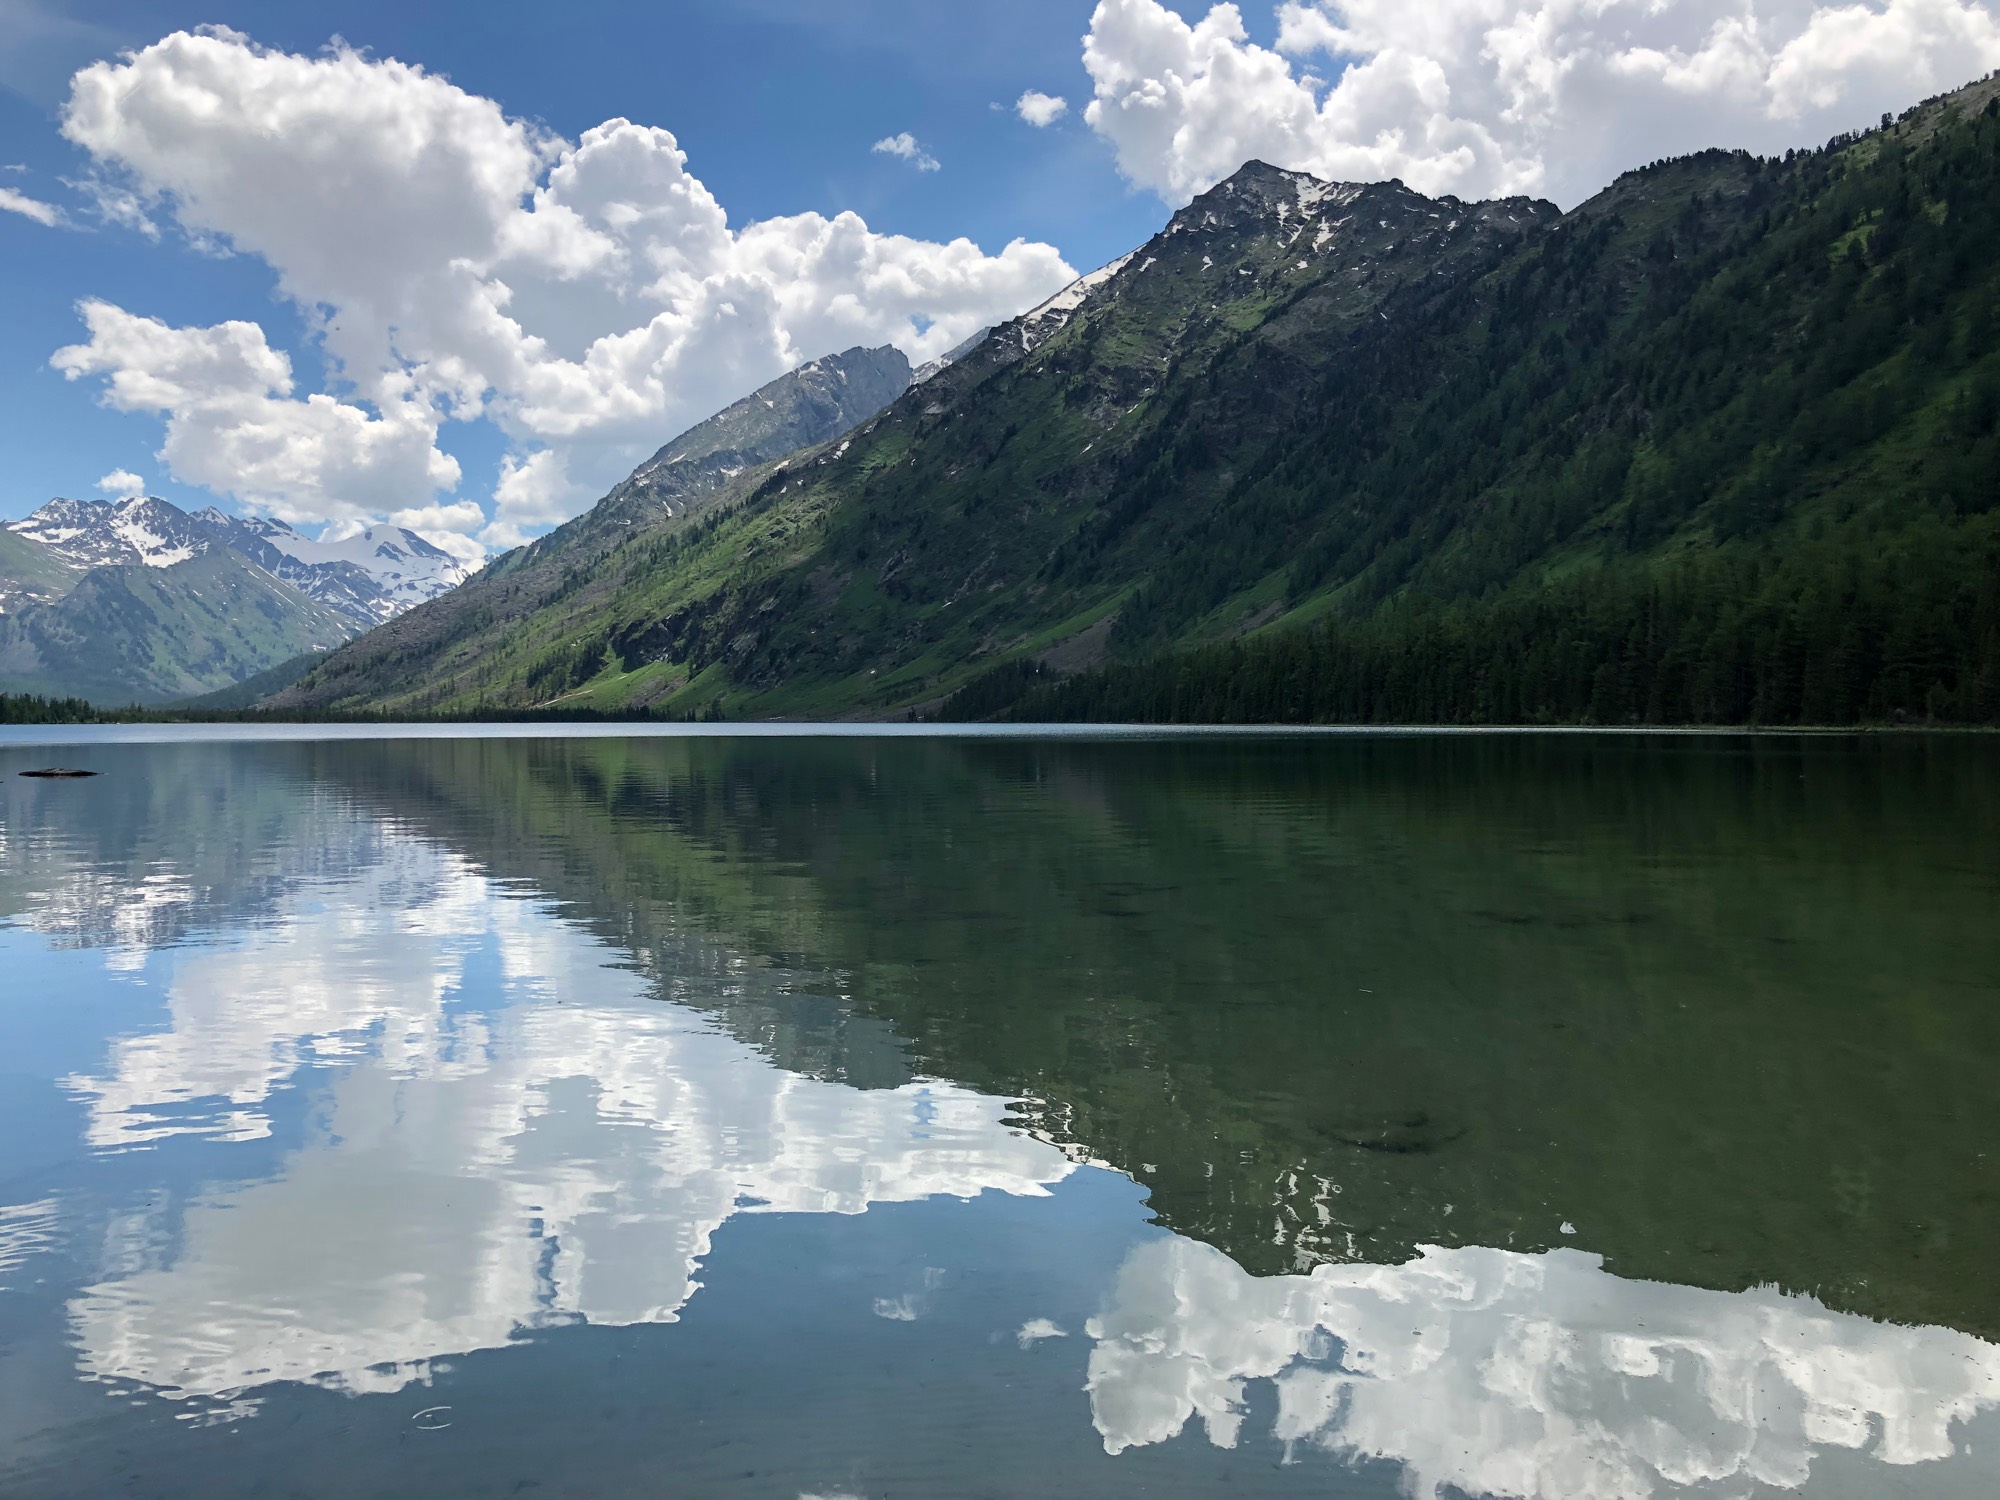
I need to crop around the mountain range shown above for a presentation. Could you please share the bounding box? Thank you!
[0,496,472,703]
[264,71,2000,726]
[13,71,1997,723]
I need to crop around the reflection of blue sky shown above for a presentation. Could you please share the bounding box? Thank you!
[58,828,1074,1400]
[1080,1236,2000,1499]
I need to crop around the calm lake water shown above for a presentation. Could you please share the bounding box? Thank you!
[1,728,1996,1500]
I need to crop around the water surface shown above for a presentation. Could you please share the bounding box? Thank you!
[0,730,1995,1499]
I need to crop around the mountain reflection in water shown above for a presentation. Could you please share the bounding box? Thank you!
[1,730,1996,1500]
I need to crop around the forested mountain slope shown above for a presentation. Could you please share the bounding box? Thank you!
[0,551,355,704]
[284,74,2000,724]
[992,81,2000,727]
[276,169,1555,715]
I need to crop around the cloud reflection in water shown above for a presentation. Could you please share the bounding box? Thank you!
[62,832,1073,1401]
[1081,1236,2000,1498]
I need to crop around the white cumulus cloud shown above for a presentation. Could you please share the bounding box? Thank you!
[1017,89,1071,126]
[95,468,146,498]
[385,502,490,566]
[53,29,1072,549]
[871,130,943,171]
[1081,0,2000,207]
[0,184,62,225]
[53,299,463,531]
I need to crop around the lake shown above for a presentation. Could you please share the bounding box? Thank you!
[1,727,1996,1499]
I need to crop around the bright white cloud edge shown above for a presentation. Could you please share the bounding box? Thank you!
[95,468,146,498]
[0,184,65,226]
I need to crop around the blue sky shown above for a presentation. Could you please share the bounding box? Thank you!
[4,0,1994,546]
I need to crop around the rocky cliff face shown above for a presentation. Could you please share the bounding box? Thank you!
[590,345,914,536]
[0,527,81,616]
[8,495,220,571]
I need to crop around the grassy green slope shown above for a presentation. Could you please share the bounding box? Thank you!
[0,553,357,705]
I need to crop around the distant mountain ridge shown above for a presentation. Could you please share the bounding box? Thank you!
[9,496,219,571]
[587,345,914,540]
[0,494,477,703]
[4,496,473,629]
[272,160,1557,716]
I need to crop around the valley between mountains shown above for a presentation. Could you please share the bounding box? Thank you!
[13,72,2000,726]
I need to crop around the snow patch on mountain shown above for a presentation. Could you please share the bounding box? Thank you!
[207,516,474,626]
[10,497,216,572]
[1020,253,1138,352]
[912,328,993,386]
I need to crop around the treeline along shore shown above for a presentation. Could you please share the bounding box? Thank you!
[956,524,2000,727]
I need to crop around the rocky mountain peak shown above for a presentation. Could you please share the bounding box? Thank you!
[579,343,914,538]
[8,495,220,571]
[1165,162,1369,240]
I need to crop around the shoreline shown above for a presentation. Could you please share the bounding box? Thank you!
[4,719,1997,747]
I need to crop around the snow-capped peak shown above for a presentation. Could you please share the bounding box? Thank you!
[216,517,476,624]
[8,495,218,571]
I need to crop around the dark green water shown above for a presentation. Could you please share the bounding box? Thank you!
[0,728,1995,1499]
